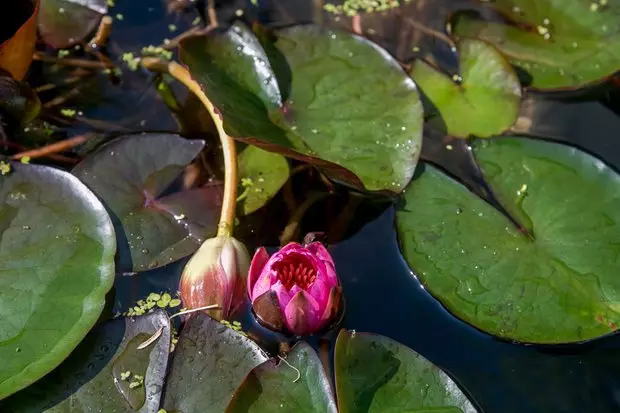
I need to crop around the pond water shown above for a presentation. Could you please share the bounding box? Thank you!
[5,0,620,412]
[103,1,620,412]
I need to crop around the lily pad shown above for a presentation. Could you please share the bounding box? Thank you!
[1,311,170,412]
[38,0,107,48]
[410,38,521,138]
[451,0,620,90]
[180,21,423,193]
[0,162,115,400]
[226,342,337,413]
[162,313,268,413]
[335,330,477,413]
[238,145,290,215]
[397,137,620,343]
[72,133,223,272]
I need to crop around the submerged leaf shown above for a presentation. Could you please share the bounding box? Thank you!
[181,21,423,193]
[397,137,620,343]
[39,0,107,48]
[335,330,477,413]
[411,38,521,138]
[226,342,337,413]
[0,163,116,400]
[452,0,620,90]
[1,311,171,412]
[73,133,223,272]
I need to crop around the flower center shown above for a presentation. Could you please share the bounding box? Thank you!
[275,258,316,291]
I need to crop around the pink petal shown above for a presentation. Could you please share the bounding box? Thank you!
[275,242,303,256]
[322,259,338,287]
[248,247,270,299]
[251,268,274,301]
[283,290,321,336]
[307,277,330,308]
[306,242,338,286]
[306,242,335,267]
[272,280,293,309]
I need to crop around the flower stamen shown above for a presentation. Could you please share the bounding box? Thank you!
[276,258,317,290]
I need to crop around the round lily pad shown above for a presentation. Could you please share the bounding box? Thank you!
[181,21,423,193]
[452,0,620,90]
[335,330,477,413]
[411,38,521,138]
[0,162,115,400]
[397,137,620,343]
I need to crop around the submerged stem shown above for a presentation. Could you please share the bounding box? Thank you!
[141,57,238,237]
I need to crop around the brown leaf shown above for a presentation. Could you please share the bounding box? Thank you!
[0,0,38,80]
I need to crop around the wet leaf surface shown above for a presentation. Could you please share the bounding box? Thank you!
[411,38,521,138]
[452,0,620,90]
[162,313,268,413]
[238,145,290,215]
[72,133,223,272]
[38,0,107,48]
[0,0,38,80]
[226,342,337,413]
[1,311,171,412]
[335,330,477,413]
[0,163,116,400]
[397,137,620,343]
[181,21,423,193]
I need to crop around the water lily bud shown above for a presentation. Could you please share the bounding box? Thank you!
[179,236,250,320]
[247,241,342,336]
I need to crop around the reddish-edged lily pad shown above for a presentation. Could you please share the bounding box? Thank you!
[181,21,423,193]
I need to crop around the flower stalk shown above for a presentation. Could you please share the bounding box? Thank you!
[141,57,237,237]
[142,57,246,320]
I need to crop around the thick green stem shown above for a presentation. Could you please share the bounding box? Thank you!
[142,57,238,237]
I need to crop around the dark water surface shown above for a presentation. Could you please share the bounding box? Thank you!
[98,1,620,412]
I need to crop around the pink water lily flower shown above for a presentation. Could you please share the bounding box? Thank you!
[248,242,342,336]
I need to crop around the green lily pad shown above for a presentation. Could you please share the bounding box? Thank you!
[162,314,268,413]
[238,145,290,215]
[0,162,115,400]
[1,311,171,412]
[226,342,337,413]
[39,0,107,48]
[335,330,477,413]
[72,134,223,272]
[180,21,423,193]
[410,38,521,138]
[452,0,620,90]
[397,137,620,343]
